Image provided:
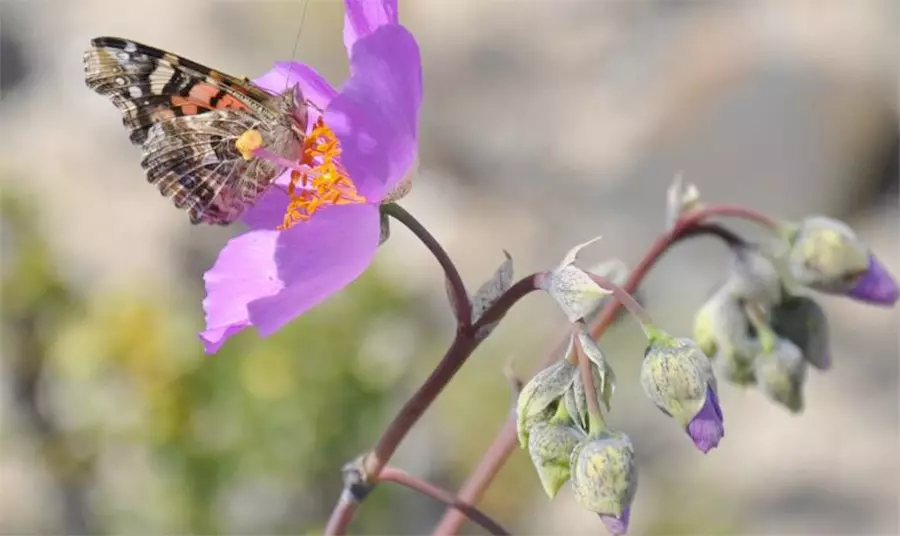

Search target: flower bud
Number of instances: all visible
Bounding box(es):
[770,294,830,370]
[539,236,612,322]
[641,330,724,452]
[754,338,806,412]
[527,420,585,498]
[785,216,898,305]
[563,330,617,432]
[694,288,760,386]
[723,245,782,306]
[714,346,758,386]
[570,430,637,535]
[665,173,701,230]
[516,359,578,447]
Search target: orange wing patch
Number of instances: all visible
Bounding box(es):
[170,83,251,116]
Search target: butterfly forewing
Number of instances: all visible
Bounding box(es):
[84,36,303,225]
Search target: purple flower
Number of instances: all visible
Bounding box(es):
[600,507,631,536]
[848,254,899,306]
[200,0,422,353]
[685,385,725,453]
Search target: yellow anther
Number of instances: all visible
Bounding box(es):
[276,118,367,231]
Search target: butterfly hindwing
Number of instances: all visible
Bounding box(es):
[141,111,294,225]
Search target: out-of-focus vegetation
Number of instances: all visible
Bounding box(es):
[0,184,434,533]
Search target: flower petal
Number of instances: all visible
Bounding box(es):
[600,507,631,536]
[252,61,338,122]
[247,203,381,336]
[343,0,399,55]
[201,203,380,353]
[685,385,725,453]
[200,228,283,353]
[326,24,422,201]
[848,254,899,306]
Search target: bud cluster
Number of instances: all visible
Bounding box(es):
[690,219,887,411]
[516,330,636,535]
[512,193,896,535]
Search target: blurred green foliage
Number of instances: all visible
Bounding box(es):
[0,184,425,533]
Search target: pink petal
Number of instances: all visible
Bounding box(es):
[200,228,283,353]
[252,62,338,124]
[326,25,422,201]
[343,0,398,55]
[201,203,381,353]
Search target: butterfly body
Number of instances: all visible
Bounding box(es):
[84,37,307,225]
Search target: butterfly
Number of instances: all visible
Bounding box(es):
[84,37,309,225]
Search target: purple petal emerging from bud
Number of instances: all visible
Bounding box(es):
[686,386,725,453]
[848,255,899,306]
[600,507,631,536]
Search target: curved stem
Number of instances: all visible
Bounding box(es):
[587,274,654,335]
[324,264,541,534]
[384,203,472,328]
[381,467,510,535]
[683,203,780,230]
[432,207,776,535]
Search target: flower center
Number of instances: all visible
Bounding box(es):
[239,118,366,230]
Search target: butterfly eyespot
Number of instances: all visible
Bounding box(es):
[180,176,197,189]
[114,77,127,86]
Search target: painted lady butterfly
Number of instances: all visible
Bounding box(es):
[84,37,308,225]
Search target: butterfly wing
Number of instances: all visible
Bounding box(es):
[141,111,297,225]
[84,37,281,143]
[84,37,301,224]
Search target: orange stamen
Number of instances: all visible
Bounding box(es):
[276,118,366,231]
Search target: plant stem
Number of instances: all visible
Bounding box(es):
[588,273,654,335]
[381,467,510,535]
[323,271,541,533]
[573,331,604,433]
[383,203,472,328]
[432,206,775,534]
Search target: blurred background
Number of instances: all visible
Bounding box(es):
[1,0,898,534]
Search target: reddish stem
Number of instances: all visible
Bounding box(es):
[432,204,776,534]
[381,467,510,535]
[324,273,541,535]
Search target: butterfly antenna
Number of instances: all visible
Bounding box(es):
[284,0,311,94]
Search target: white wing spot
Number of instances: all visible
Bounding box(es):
[124,41,138,53]
[116,51,130,61]
[128,86,143,98]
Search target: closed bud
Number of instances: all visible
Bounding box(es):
[641,330,724,452]
[563,330,616,432]
[516,359,578,447]
[665,173,701,230]
[527,420,585,498]
[570,430,637,535]
[770,294,830,370]
[539,236,613,322]
[693,287,753,360]
[754,338,807,412]
[785,216,898,305]
[724,245,782,306]
[714,345,758,386]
